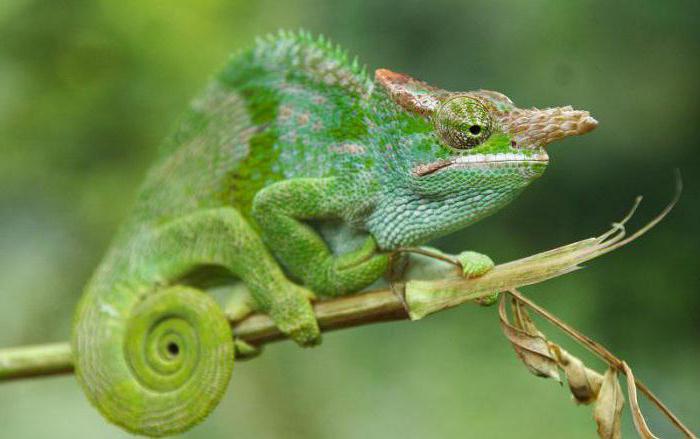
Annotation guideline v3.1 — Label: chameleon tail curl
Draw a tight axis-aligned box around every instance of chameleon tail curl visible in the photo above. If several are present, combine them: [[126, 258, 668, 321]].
[[73, 285, 234, 437]]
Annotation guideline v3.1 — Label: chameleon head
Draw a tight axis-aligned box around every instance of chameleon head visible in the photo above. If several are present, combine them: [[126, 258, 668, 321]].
[[370, 69, 598, 247]]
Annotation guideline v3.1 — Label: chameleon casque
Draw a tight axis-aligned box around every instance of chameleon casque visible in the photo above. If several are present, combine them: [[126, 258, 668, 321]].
[[72, 30, 597, 436]]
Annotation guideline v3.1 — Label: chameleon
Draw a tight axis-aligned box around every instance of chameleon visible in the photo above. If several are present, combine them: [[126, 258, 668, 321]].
[[72, 30, 597, 436]]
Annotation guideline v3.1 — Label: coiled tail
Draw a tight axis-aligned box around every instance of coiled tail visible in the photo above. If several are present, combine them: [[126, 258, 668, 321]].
[[73, 284, 234, 437]]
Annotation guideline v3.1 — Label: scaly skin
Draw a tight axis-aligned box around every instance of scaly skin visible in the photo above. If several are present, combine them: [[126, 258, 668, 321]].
[[72, 30, 598, 436]]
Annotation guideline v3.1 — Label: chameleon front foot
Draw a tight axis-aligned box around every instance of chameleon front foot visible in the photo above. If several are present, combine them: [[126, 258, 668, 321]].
[[456, 250, 494, 278], [456, 251, 499, 306]]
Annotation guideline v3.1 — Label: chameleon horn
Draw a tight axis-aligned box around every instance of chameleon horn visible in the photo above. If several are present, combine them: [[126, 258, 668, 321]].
[[73, 285, 234, 437], [500, 106, 598, 148]]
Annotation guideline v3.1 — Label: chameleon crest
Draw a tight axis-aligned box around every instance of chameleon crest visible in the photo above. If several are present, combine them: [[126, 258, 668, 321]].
[[72, 31, 597, 436]]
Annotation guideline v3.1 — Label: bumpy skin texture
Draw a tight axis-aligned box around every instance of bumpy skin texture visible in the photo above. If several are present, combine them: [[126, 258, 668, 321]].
[[72, 30, 597, 436]]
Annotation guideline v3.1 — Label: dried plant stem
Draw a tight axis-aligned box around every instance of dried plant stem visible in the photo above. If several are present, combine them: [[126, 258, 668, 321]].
[[507, 288, 697, 439]]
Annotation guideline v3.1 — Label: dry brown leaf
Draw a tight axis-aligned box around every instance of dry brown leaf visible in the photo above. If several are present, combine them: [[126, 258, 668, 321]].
[[498, 295, 561, 382], [512, 297, 538, 333], [593, 367, 625, 439], [622, 362, 660, 439], [550, 344, 604, 404], [505, 287, 697, 438]]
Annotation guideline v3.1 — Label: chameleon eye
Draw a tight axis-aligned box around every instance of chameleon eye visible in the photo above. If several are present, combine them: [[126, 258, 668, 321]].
[[434, 95, 493, 150]]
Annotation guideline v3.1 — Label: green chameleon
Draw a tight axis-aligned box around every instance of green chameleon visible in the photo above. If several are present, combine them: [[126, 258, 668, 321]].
[[72, 30, 597, 436]]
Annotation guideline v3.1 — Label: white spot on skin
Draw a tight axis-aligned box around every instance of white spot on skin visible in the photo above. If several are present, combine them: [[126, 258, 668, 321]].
[[296, 112, 311, 126], [279, 130, 298, 143], [311, 121, 324, 132], [278, 105, 293, 120], [99, 302, 119, 318], [323, 73, 336, 85], [329, 143, 366, 154]]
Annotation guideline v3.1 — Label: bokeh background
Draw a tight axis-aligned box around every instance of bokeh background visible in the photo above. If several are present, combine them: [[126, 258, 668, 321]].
[[1, 0, 698, 437]]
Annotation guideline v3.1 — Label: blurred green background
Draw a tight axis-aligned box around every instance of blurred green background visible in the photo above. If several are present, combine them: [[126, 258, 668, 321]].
[[1, 0, 698, 437]]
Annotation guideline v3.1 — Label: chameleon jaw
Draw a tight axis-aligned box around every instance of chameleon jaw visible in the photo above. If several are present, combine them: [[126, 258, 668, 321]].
[[413, 151, 549, 177]]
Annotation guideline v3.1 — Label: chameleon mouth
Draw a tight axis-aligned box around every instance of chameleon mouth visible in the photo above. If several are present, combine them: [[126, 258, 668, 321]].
[[413, 151, 549, 177]]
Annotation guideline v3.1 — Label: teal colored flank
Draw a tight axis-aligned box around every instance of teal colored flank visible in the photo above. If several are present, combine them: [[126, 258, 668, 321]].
[[71, 30, 597, 437]]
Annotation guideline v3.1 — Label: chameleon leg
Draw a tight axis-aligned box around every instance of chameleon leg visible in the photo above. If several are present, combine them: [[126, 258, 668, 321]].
[[150, 207, 321, 346], [404, 247, 495, 278], [252, 177, 389, 296]]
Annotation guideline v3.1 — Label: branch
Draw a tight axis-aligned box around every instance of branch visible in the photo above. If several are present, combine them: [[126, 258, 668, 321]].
[[0, 290, 408, 380], [0, 342, 73, 380]]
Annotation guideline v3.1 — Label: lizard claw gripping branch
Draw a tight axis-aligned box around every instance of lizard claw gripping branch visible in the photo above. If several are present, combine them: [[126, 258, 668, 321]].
[[72, 31, 598, 436]]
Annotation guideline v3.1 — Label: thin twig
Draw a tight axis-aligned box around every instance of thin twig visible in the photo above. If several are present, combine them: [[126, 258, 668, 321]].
[[394, 247, 461, 267]]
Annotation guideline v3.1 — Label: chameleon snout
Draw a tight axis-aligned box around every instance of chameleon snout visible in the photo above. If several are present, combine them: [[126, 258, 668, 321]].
[[499, 106, 598, 148]]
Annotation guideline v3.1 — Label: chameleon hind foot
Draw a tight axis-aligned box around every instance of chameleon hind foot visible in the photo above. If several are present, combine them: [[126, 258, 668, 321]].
[[224, 281, 320, 349], [268, 282, 321, 347]]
